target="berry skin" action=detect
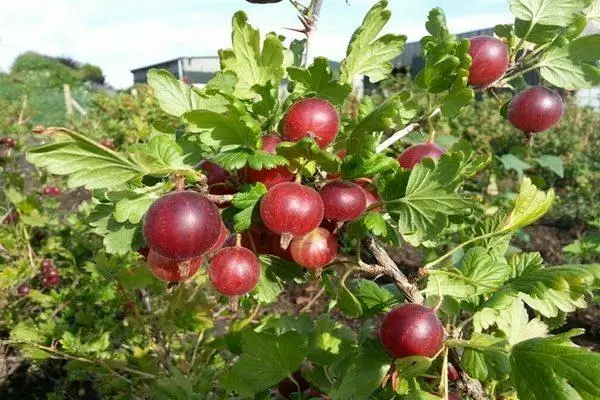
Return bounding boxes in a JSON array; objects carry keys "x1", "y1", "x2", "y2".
[
  {"x1": 143, "y1": 191, "x2": 222, "y2": 260},
  {"x1": 1, "y1": 138, "x2": 16, "y2": 148},
  {"x1": 51, "y1": 186, "x2": 62, "y2": 196},
  {"x1": 146, "y1": 250, "x2": 202, "y2": 282},
  {"x1": 44, "y1": 267, "x2": 60, "y2": 278},
  {"x1": 246, "y1": 135, "x2": 294, "y2": 189},
  {"x1": 320, "y1": 180, "x2": 367, "y2": 222},
  {"x1": 283, "y1": 98, "x2": 340, "y2": 148},
  {"x1": 290, "y1": 228, "x2": 338, "y2": 269},
  {"x1": 210, "y1": 222, "x2": 228, "y2": 252},
  {"x1": 380, "y1": 304, "x2": 445, "y2": 358},
  {"x1": 198, "y1": 160, "x2": 230, "y2": 186},
  {"x1": 100, "y1": 139, "x2": 116, "y2": 150},
  {"x1": 260, "y1": 182, "x2": 324, "y2": 236},
  {"x1": 355, "y1": 178, "x2": 380, "y2": 210},
  {"x1": 239, "y1": 225, "x2": 293, "y2": 260},
  {"x1": 507, "y1": 86, "x2": 564, "y2": 133},
  {"x1": 17, "y1": 284, "x2": 31, "y2": 297},
  {"x1": 468, "y1": 35, "x2": 509, "y2": 87},
  {"x1": 398, "y1": 143, "x2": 447, "y2": 170},
  {"x1": 42, "y1": 187, "x2": 53, "y2": 196},
  {"x1": 209, "y1": 247, "x2": 260, "y2": 296},
  {"x1": 3, "y1": 211, "x2": 18, "y2": 225},
  {"x1": 448, "y1": 363, "x2": 459, "y2": 382},
  {"x1": 40, "y1": 259, "x2": 54, "y2": 272},
  {"x1": 43, "y1": 274, "x2": 61, "y2": 287}
]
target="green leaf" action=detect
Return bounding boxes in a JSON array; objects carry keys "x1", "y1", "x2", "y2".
[
  {"x1": 185, "y1": 107, "x2": 261, "y2": 148},
  {"x1": 499, "y1": 153, "x2": 531, "y2": 179},
  {"x1": 219, "y1": 12, "x2": 289, "y2": 99},
  {"x1": 289, "y1": 38, "x2": 307, "y2": 67},
  {"x1": 224, "y1": 330, "x2": 307, "y2": 395},
  {"x1": 501, "y1": 176, "x2": 555, "y2": 232},
  {"x1": 309, "y1": 316, "x2": 356, "y2": 366},
  {"x1": 570, "y1": 33, "x2": 600, "y2": 61},
  {"x1": 395, "y1": 356, "x2": 433, "y2": 382},
  {"x1": 276, "y1": 138, "x2": 341, "y2": 174},
  {"x1": 348, "y1": 279, "x2": 403, "y2": 318},
  {"x1": 253, "y1": 255, "x2": 306, "y2": 303},
  {"x1": 415, "y1": 9, "x2": 471, "y2": 94},
  {"x1": 328, "y1": 341, "x2": 392, "y2": 400},
  {"x1": 323, "y1": 273, "x2": 363, "y2": 318},
  {"x1": 347, "y1": 91, "x2": 417, "y2": 156},
  {"x1": 341, "y1": 154, "x2": 399, "y2": 180},
  {"x1": 103, "y1": 220, "x2": 144, "y2": 255},
  {"x1": 205, "y1": 71, "x2": 238, "y2": 95},
  {"x1": 439, "y1": 77, "x2": 475, "y2": 118},
  {"x1": 287, "y1": 57, "x2": 352, "y2": 106},
  {"x1": 109, "y1": 183, "x2": 167, "y2": 224},
  {"x1": 339, "y1": 0, "x2": 406, "y2": 84},
  {"x1": 231, "y1": 183, "x2": 268, "y2": 232},
  {"x1": 425, "y1": 247, "x2": 511, "y2": 300},
  {"x1": 460, "y1": 333, "x2": 510, "y2": 382},
  {"x1": 147, "y1": 69, "x2": 228, "y2": 117},
  {"x1": 496, "y1": 298, "x2": 548, "y2": 345},
  {"x1": 127, "y1": 134, "x2": 190, "y2": 175},
  {"x1": 345, "y1": 211, "x2": 399, "y2": 246},
  {"x1": 511, "y1": 330, "x2": 600, "y2": 400},
  {"x1": 26, "y1": 130, "x2": 143, "y2": 190},
  {"x1": 11, "y1": 321, "x2": 43, "y2": 343},
  {"x1": 211, "y1": 148, "x2": 288, "y2": 171},
  {"x1": 586, "y1": 0, "x2": 600, "y2": 28},
  {"x1": 535, "y1": 154, "x2": 564, "y2": 177},
  {"x1": 538, "y1": 44, "x2": 600, "y2": 89},
  {"x1": 509, "y1": 0, "x2": 590, "y2": 26},
  {"x1": 384, "y1": 156, "x2": 474, "y2": 246}
]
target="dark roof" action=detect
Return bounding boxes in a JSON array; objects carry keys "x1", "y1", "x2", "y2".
[{"x1": 130, "y1": 56, "x2": 219, "y2": 73}]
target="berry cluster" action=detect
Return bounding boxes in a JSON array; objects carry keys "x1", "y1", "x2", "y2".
[
  {"x1": 42, "y1": 186, "x2": 62, "y2": 196},
  {"x1": 40, "y1": 258, "x2": 61, "y2": 287}
]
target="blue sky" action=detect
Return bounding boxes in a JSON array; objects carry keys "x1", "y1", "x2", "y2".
[{"x1": 0, "y1": 0, "x2": 512, "y2": 88}]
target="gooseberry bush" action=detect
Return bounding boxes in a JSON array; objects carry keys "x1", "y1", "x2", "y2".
[{"x1": 9, "y1": 0, "x2": 600, "y2": 398}]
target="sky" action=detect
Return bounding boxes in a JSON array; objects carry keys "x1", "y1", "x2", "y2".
[{"x1": 0, "y1": 0, "x2": 512, "y2": 88}]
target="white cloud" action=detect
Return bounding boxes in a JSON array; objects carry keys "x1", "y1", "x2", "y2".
[{"x1": 0, "y1": 0, "x2": 512, "y2": 88}]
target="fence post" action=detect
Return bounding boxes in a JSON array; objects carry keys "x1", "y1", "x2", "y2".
[{"x1": 63, "y1": 84, "x2": 74, "y2": 119}]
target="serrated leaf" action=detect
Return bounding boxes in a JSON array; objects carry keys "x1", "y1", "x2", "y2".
[
  {"x1": 127, "y1": 134, "x2": 191, "y2": 174},
  {"x1": 501, "y1": 176, "x2": 555, "y2": 232},
  {"x1": 340, "y1": 0, "x2": 406, "y2": 84},
  {"x1": 395, "y1": 356, "x2": 433, "y2": 382},
  {"x1": 110, "y1": 183, "x2": 167, "y2": 224},
  {"x1": 460, "y1": 333, "x2": 510, "y2": 382},
  {"x1": 309, "y1": 316, "x2": 355, "y2": 366},
  {"x1": 511, "y1": 330, "x2": 600, "y2": 400},
  {"x1": 347, "y1": 91, "x2": 417, "y2": 156},
  {"x1": 276, "y1": 138, "x2": 341, "y2": 174},
  {"x1": 10, "y1": 321, "x2": 43, "y2": 343},
  {"x1": 348, "y1": 279, "x2": 402, "y2": 318},
  {"x1": 385, "y1": 157, "x2": 473, "y2": 246},
  {"x1": 587, "y1": 0, "x2": 600, "y2": 27},
  {"x1": 224, "y1": 331, "x2": 307, "y2": 395},
  {"x1": 425, "y1": 247, "x2": 511, "y2": 300},
  {"x1": 231, "y1": 183, "x2": 268, "y2": 232},
  {"x1": 27, "y1": 130, "x2": 143, "y2": 190},
  {"x1": 439, "y1": 76, "x2": 474, "y2": 118},
  {"x1": 509, "y1": 0, "x2": 590, "y2": 26},
  {"x1": 536, "y1": 154, "x2": 564, "y2": 177},
  {"x1": 253, "y1": 255, "x2": 306, "y2": 303},
  {"x1": 287, "y1": 57, "x2": 352, "y2": 106},
  {"x1": 289, "y1": 38, "x2": 307, "y2": 67},
  {"x1": 323, "y1": 273, "x2": 362, "y2": 318},
  {"x1": 219, "y1": 12, "x2": 289, "y2": 99},
  {"x1": 147, "y1": 69, "x2": 228, "y2": 117},
  {"x1": 103, "y1": 219, "x2": 144, "y2": 255},
  {"x1": 345, "y1": 211, "x2": 399, "y2": 246},
  {"x1": 185, "y1": 107, "x2": 261, "y2": 148},
  {"x1": 211, "y1": 148, "x2": 288, "y2": 171},
  {"x1": 538, "y1": 44, "x2": 600, "y2": 89},
  {"x1": 496, "y1": 298, "x2": 548, "y2": 345},
  {"x1": 328, "y1": 341, "x2": 392, "y2": 400},
  {"x1": 341, "y1": 154, "x2": 399, "y2": 179}
]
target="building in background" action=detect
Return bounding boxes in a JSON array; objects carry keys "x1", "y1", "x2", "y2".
[{"x1": 131, "y1": 56, "x2": 220, "y2": 86}]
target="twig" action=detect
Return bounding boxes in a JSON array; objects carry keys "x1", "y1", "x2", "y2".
[
  {"x1": 361, "y1": 236, "x2": 424, "y2": 304},
  {"x1": 299, "y1": 286, "x2": 325, "y2": 313},
  {"x1": 204, "y1": 193, "x2": 234, "y2": 203},
  {"x1": 376, "y1": 108, "x2": 441, "y2": 153}
]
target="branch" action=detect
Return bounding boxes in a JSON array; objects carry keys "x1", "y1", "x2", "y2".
[
  {"x1": 361, "y1": 236, "x2": 424, "y2": 304},
  {"x1": 376, "y1": 108, "x2": 441, "y2": 153}
]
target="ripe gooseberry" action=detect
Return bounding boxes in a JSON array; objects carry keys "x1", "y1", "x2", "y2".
[
  {"x1": 198, "y1": 160, "x2": 230, "y2": 185},
  {"x1": 507, "y1": 86, "x2": 564, "y2": 133},
  {"x1": 398, "y1": 143, "x2": 447, "y2": 170},
  {"x1": 40, "y1": 259, "x2": 54, "y2": 272},
  {"x1": 260, "y1": 182, "x2": 324, "y2": 236},
  {"x1": 246, "y1": 135, "x2": 294, "y2": 188},
  {"x1": 283, "y1": 98, "x2": 340, "y2": 148},
  {"x1": 43, "y1": 275, "x2": 60, "y2": 287},
  {"x1": 468, "y1": 35, "x2": 509, "y2": 87},
  {"x1": 51, "y1": 187, "x2": 61, "y2": 196},
  {"x1": 354, "y1": 178, "x2": 380, "y2": 210},
  {"x1": 448, "y1": 363, "x2": 459, "y2": 382},
  {"x1": 209, "y1": 247, "x2": 260, "y2": 296},
  {"x1": 320, "y1": 180, "x2": 367, "y2": 222},
  {"x1": 44, "y1": 268, "x2": 59, "y2": 278},
  {"x1": 146, "y1": 250, "x2": 202, "y2": 282},
  {"x1": 210, "y1": 222, "x2": 228, "y2": 252},
  {"x1": 42, "y1": 187, "x2": 53, "y2": 196},
  {"x1": 290, "y1": 228, "x2": 338, "y2": 269},
  {"x1": 143, "y1": 191, "x2": 222, "y2": 260},
  {"x1": 17, "y1": 284, "x2": 30, "y2": 297},
  {"x1": 380, "y1": 304, "x2": 445, "y2": 358}
]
